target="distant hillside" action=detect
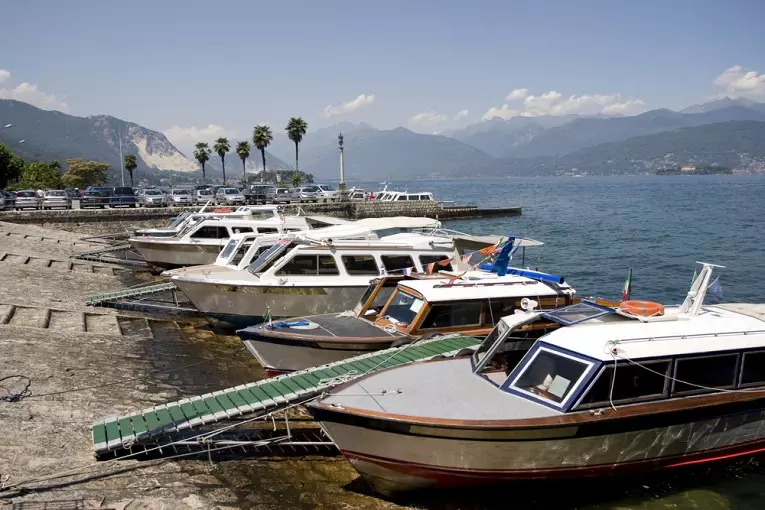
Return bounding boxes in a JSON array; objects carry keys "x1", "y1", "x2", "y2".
[
  {"x1": 482, "y1": 121, "x2": 765, "y2": 176},
  {"x1": 0, "y1": 99, "x2": 199, "y2": 183},
  {"x1": 296, "y1": 126, "x2": 493, "y2": 180}
]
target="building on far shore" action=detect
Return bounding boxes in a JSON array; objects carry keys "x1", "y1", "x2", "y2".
[{"x1": 680, "y1": 165, "x2": 697, "y2": 173}]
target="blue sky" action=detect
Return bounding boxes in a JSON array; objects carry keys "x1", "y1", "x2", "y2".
[{"x1": 1, "y1": 0, "x2": 764, "y2": 154}]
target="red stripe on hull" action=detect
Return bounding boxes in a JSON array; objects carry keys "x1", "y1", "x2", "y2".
[
  {"x1": 342, "y1": 439, "x2": 765, "y2": 490},
  {"x1": 264, "y1": 368, "x2": 293, "y2": 377}
]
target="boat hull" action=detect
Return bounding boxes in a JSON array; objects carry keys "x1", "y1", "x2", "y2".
[
  {"x1": 129, "y1": 239, "x2": 224, "y2": 268},
  {"x1": 309, "y1": 402, "x2": 765, "y2": 496},
  {"x1": 173, "y1": 279, "x2": 369, "y2": 329}
]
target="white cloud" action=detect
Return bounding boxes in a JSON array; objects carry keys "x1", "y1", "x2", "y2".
[
  {"x1": 0, "y1": 69, "x2": 69, "y2": 112},
  {"x1": 713, "y1": 65, "x2": 765, "y2": 100},
  {"x1": 505, "y1": 88, "x2": 529, "y2": 101},
  {"x1": 163, "y1": 124, "x2": 237, "y2": 156},
  {"x1": 453, "y1": 109, "x2": 469, "y2": 120},
  {"x1": 324, "y1": 93, "x2": 375, "y2": 117},
  {"x1": 409, "y1": 111, "x2": 448, "y2": 127},
  {"x1": 482, "y1": 89, "x2": 645, "y2": 120}
]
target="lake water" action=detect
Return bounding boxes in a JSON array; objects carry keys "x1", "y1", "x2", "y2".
[
  {"x1": 344, "y1": 175, "x2": 765, "y2": 509},
  {"x1": 357, "y1": 174, "x2": 765, "y2": 304}
]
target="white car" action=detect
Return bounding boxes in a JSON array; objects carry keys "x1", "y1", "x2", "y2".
[
  {"x1": 171, "y1": 189, "x2": 193, "y2": 206},
  {"x1": 315, "y1": 184, "x2": 338, "y2": 200},
  {"x1": 215, "y1": 187, "x2": 246, "y2": 206}
]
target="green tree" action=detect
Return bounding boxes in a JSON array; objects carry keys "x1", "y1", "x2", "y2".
[
  {"x1": 291, "y1": 172, "x2": 302, "y2": 188},
  {"x1": 285, "y1": 117, "x2": 308, "y2": 172},
  {"x1": 124, "y1": 154, "x2": 138, "y2": 187},
  {"x1": 213, "y1": 137, "x2": 231, "y2": 185},
  {"x1": 252, "y1": 125, "x2": 273, "y2": 183},
  {"x1": 193, "y1": 142, "x2": 211, "y2": 184},
  {"x1": 20, "y1": 161, "x2": 63, "y2": 189},
  {"x1": 0, "y1": 142, "x2": 25, "y2": 188},
  {"x1": 62, "y1": 159, "x2": 109, "y2": 188},
  {"x1": 236, "y1": 141, "x2": 250, "y2": 185}
]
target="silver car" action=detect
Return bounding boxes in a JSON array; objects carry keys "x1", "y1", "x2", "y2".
[
  {"x1": 170, "y1": 189, "x2": 193, "y2": 206},
  {"x1": 42, "y1": 190, "x2": 72, "y2": 210},
  {"x1": 273, "y1": 187, "x2": 291, "y2": 204},
  {"x1": 14, "y1": 190, "x2": 41, "y2": 210},
  {"x1": 290, "y1": 186, "x2": 319, "y2": 202},
  {"x1": 139, "y1": 189, "x2": 168, "y2": 207},
  {"x1": 315, "y1": 184, "x2": 338, "y2": 201},
  {"x1": 215, "y1": 187, "x2": 246, "y2": 206},
  {"x1": 194, "y1": 188, "x2": 214, "y2": 205}
]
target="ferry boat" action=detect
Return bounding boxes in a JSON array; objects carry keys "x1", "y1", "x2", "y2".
[
  {"x1": 238, "y1": 257, "x2": 574, "y2": 375},
  {"x1": 308, "y1": 262, "x2": 765, "y2": 495},
  {"x1": 167, "y1": 218, "x2": 458, "y2": 328},
  {"x1": 128, "y1": 208, "x2": 312, "y2": 269}
]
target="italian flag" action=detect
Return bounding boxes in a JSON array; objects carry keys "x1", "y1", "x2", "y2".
[{"x1": 621, "y1": 269, "x2": 632, "y2": 302}]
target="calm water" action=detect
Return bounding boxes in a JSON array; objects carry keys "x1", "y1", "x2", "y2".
[
  {"x1": 358, "y1": 174, "x2": 765, "y2": 304},
  {"x1": 344, "y1": 175, "x2": 765, "y2": 509}
]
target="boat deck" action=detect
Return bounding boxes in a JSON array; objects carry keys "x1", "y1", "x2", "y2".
[{"x1": 91, "y1": 335, "x2": 481, "y2": 458}]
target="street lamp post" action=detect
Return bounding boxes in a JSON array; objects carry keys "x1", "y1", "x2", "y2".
[{"x1": 338, "y1": 133, "x2": 346, "y2": 198}]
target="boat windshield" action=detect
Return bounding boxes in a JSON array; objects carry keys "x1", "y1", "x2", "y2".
[
  {"x1": 505, "y1": 346, "x2": 595, "y2": 407},
  {"x1": 218, "y1": 239, "x2": 238, "y2": 261},
  {"x1": 379, "y1": 289, "x2": 424, "y2": 328},
  {"x1": 169, "y1": 212, "x2": 191, "y2": 228},
  {"x1": 354, "y1": 278, "x2": 400, "y2": 319},
  {"x1": 246, "y1": 241, "x2": 292, "y2": 275}
]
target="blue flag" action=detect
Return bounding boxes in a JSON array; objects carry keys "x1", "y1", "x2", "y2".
[
  {"x1": 708, "y1": 277, "x2": 723, "y2": 301},
  {"x1": 490, "y1": 237, "x2": 515, "y2": 276}
]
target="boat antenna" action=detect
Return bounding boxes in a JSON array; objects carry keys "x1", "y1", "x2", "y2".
[{"x1": 679, "y1": 261, "x2": 725, "y2": 316}]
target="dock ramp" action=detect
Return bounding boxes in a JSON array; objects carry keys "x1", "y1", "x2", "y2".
[
  {"x1": 91, "y1": 335, "x2": 480, "y2": 459},
  {"x1": 85, "y1": 281, "x2": 198, "y2": 316},
  {"x1": 72, "y1": 243, "x2": 147, "y2": 268}
]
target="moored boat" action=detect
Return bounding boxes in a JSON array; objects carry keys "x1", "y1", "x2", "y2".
[
  {"x1": 238, "y1": 264, "x2": 574, "y2": 375},
  {"x1": 308, "y1": 262, "x2": 765, "y2": 496}
]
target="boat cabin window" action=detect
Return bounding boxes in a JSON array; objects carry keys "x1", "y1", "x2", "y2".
[
  {"x1": 671, "y1": 353, "x2": 738, "y2": 395},
  {"x1": 509, "y1": 348, "x2": 593, "y2": 405},
  {"x1": 246, "y1": 242, "x2": 292, "y2": 274},
  {"x1": 420, "y1": 194, "x2": 431, "y2": 201},
  {"x1": 232, "y1": 227, "x2": 253, "y2": 234},
  {"x1": 381, "y1": 255, "x2": 415, "y2": 272},
  {"x1": 396, "y1": 195, "x2": 407, "y2": 201},
  {"x1": 191, "y1": 225, "x2": 229, "y2": 239},
  {"x1": 420, "y1": 301, "x2": 482, "y2": 329},
  {"x1": 257, "y1": 227, "x2": 279, "y2": 234},
  {"x1": 355, "y1": 279, "x2": 400, "y2": 318},
  {"x1": 740, "y1": 351, "x2": 765, "y2": 387},
  {"x1": 575, "y1": 360, "x2": 670, "y2": 409},
  {"x1": 487, "y1": 299, "x2": 517, "y2": 325},
  {"x1": 277, "y1": 254, "x2": 339, "y2": 276},
  {"x1": 230, "y1": 241, "x2": 255, "y2": 265},
  {"x1": 408, "y1": 195, "x2": 420, "y2": 201},
  {"x1": 341, "y1": 255, "x2": 380, "y2": 275},
  {"x1": 219, "y1": 239, "x2": 238, "y2": 260},
  {"x1": 380, "y1": 290, "x2": 424, "y2": 327},
  {"x1": 420, "y1": 255, "x2": 452, "y2": 271}
]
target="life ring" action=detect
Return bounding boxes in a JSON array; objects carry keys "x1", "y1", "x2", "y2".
[{"x1": 619, "y1": 300, "x2": 665, "y2": 317}]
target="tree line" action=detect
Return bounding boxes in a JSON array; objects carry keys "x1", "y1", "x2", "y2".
[
  {"x1": 0, "y1": 142, "x2": 109, "y2": 190},
  {"x1": 191, "y1": 117, "x2": 308, "y2": 186}
]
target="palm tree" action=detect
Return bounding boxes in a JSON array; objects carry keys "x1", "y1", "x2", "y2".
[
  {"x1": 285, "y1": 117, "x2": 308, "y2": 172},
  {"x1": 236, "y1": 141, "x2": 251, "y2": 185},
  {"x1": 193, "y1": 142, "x2": 211, "y2": 184},
  {"x1": 124, "y1": 154, "x2": 137, "y2": 187},
  {"x1": 213, "y1": 137, "x2": 231, "y2": 185},
  {"x1": 252, "y1": 125, "x2": 273, "y2": 183}
]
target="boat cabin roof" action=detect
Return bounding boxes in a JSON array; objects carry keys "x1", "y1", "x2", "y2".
[{"x1": 398, "y1": 271, "x2": 571, "y2": 302}]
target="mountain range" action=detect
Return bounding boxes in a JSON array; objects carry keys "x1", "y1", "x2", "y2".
[{"x1": 2, "y1": 96, "x2": 765, "y2": 182}]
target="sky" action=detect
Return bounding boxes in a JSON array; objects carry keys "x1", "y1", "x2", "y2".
[{"x1": 1, "y1": 0, "x2": 765, "y2": 155}]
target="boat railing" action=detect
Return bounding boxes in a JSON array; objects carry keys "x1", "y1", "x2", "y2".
[{"x1": 609, "y1": 328, "x2": 765, "y2": 346}]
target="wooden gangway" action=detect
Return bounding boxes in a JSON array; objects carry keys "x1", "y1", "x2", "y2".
[{"x1": 91, "y1": 335, "x2": 481, "y2": 459}]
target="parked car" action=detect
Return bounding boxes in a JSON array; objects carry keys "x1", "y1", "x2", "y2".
[
  {"x1": 0, "y1": 190, "x2": 16, "y2": 210},
  {"x1": 139, "y1": 189, "x2": 169, "y2": 207},
  {"x1": 315, "y1": 184, "x2": 338, "y2": 201},
  {"x1": 215, "y1": 187, "x2": 246, "y2": 206},
  {"x1": 111, "y1": 186, "x2": 137, "y2": 208},
  {"x1": 170, "y1": 188, "x2": 193, "y2": 206},
  {"x1": 244, "y1": 184, "x2": 277, "y2": 204},
  {"x1": 290, "y1": 186, "x2": 319, "y2": 202},
  {"x1": 14, "y1": 190, "x2": 42, "y2": 210},
  {"x1": 194, "y1": 188, "x2": 214, "y2": 205},
  {"x1": 273, "y1": 187, "x2": 291, "y2": 204},
  {"x1": 81, "y1": 187, "x2": 113, "y2": 209},
  {"x1": 42, "y1": 190, "x2": 72, "y2": 210}
]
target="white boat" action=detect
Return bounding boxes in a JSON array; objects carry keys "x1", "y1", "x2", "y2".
[
  {"x1": 167, "y1": 218, "x2": 469, "y2": 328},
  {"x1": 308, "y1": 262, "x2": 765, "y2": 496},
  {"x1": 128, "y1": 207, "x2": 315, "y2": 269},
  {"x1": 133, "y1": 205, "x2": 282, "y2": 238},
  {"x1": 237, "y1": 265, "x2": 575, "y2": 375}
]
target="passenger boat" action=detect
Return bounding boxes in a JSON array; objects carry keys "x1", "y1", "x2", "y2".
[
  {"x1": 128, "y1": 208, "x2": 312, "y2": 269},
  {"x1": 133, "y1": 205, "x2": 281, "y2": 238},
  {"x1": 308, "y1": 262, "x2": 765, "y2": 496},
  {"x1": 167, "y1": 219, "x2": 472, "y2": 329},
  {"x1": 238, "y1": 261, "x2": 574, "y2": 375}
]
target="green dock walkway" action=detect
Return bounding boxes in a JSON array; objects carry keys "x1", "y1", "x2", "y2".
[{"x1": 91, "y1": 335, "x2": 480, "y2": 458}]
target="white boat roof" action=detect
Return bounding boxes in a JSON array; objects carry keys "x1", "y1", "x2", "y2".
[
  {"x1": 541, "y1": 304, "x2": 765, "y2": 362},
  {"x1": 399, "y1": 271, "x2": 571, "y2": 302}
]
